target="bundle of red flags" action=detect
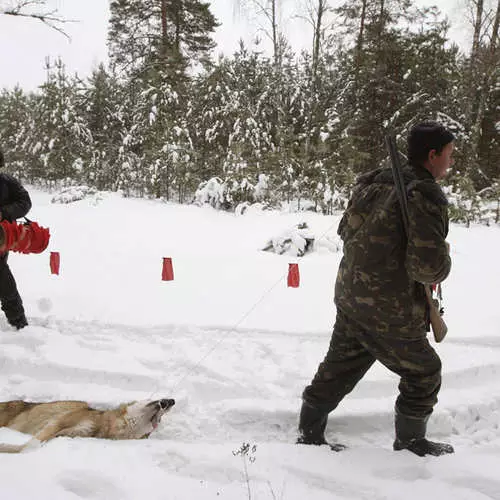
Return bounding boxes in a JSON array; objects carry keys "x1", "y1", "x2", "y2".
[{"x1": 0, "y1": 220, "x2": 50, "y2": 254}]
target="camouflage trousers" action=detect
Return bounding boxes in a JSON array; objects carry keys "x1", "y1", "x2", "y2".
[{"x1": 302, "y1": 309, "x2": 442, "y2": 419}]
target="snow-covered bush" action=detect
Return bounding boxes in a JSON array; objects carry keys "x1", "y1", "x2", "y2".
[
  {"x1": 194, "y1": 177, "x2": 226, "y2": 209},
  {"x1": 51, "y1": 185, "x2": 99, "y2": 204},
  {"x1": 223, "y1": 177, "x2": 255, "y2": 207},
  {"x1": 195, "y1": 175, "x2": 273, "y2": 211},
  {"x1": 478, "y1": 181, "x2": 500, "y2": 225},
  {"x1": 444, "y1": 176, "x2": 493, "y2": 226},
  {"x1": 235, "y1": 202, "x2": 272, "y2": 216},
  {"x1": 235, "y1": 201, "x2": 251, "y2": 216},
  {"x1": 262, "y1": 222, "x2": 315, "y2": 257},
  {"x1": 254, "y1": 174, "x2": 269, "y2": 201}
]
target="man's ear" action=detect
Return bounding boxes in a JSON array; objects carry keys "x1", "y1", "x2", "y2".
[{"x1": 428, "y1": 149, "x2": 438, "y2": 162}]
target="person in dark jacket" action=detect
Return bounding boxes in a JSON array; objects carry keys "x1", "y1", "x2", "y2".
[
  {"x1": 298, "y1": 122, "x2": 455, "y2": 457},
  {"x1": 0, "y1": 149, "x2": 32, "y2": 330}
]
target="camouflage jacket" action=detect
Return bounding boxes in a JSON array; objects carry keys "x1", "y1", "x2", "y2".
[{"x1": 334, "y1": 164, "x2": 451, "y2": 335}]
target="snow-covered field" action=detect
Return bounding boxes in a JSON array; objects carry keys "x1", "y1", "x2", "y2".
[{"x1": 0, "y1": 188, "x2": 499, "y2": 500}]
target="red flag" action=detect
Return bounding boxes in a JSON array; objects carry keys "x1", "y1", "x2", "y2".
[
  {"x1": 50, "y1": 252, "x2": 60, "y2": 275},
  {"x1": 162, "y1": 257, "x2": 174, "y2": 281},
  {"x1": 287, "y1": 263, "x2": 300, "y2": 288}
]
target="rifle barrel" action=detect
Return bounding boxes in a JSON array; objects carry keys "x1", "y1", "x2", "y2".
[{"x1": 385, "y1": 135, "x2": 410, "y2": 236}]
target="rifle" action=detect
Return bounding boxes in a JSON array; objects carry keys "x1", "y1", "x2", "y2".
[{"x1": 385, "y1": 133, "x2": 448, "y2": 343}]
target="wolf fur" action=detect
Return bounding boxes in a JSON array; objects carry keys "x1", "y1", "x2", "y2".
[{"x1": 0, "y1": 398, "x2": 175, "y2": 453}]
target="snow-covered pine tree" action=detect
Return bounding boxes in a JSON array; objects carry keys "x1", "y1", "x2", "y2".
[
  {"x1": 189, "y1": 59, "x2": 234, "y2": 183},
  {"x1": 108, "y1": 0, "x2": 219, "y2": 83},
  {"x1": 28, "y1": 59, "x2": 91, "y2": 185},
  {"x1": 221, "y1": 45, "x2": 277, "y2": 208},
  {"x1": 0, "y1": 87, "x2": 34, "y2": 180},
  {"x1": 107, "y1": 0, "x2": 220, "y2": 199},
  {"x1": 190, "y1": 44, "x2": 278, "y2": 209},
  {"x1": 461, "y1": 0, "x2": 499, "y2": 189},
  {"x1": 328, "y1": 0, "x2": 461, "y2": 175},
  {"x1": 115, "y1": 71, "x2": 194, "y2": 200},
  {"x1": 81, "y1": 64, "x2": 124, "y2": 190}
]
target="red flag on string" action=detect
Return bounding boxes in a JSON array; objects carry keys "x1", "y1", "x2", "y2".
[
  {"x1": 162, "y1": 257, "x2": 174, "y2": 281},
  {"x1": 287, "y1": 263, "x2": 300, "y2": 288},
  {"x1": 50, "y1": 252, "x2": 60, "y2": 275}
]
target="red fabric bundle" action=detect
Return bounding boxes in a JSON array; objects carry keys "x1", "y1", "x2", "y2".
[{"x1": 0, "y1": 220, "x2": 50, "y2": 254}]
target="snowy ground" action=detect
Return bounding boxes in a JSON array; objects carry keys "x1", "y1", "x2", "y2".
[{"x1": 0, "y1": 188, "x2": 499, "y2": 500}]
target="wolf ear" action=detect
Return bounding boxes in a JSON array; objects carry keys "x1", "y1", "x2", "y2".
[{"x1": 115, "y1": 402, "x2": 133, "y2": 413}]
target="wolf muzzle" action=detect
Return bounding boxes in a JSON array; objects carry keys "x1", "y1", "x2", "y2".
[{"x1": 154, "y1": 399, "x2": 175, "y2": 410}]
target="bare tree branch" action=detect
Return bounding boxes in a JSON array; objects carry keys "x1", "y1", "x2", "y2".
[{"x1": 1, "y1": 0, "x2": 75, "y2": 39}]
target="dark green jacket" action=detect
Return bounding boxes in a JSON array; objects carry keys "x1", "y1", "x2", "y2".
[{"x1": 334, "y1": 164, "x2": 451, "y2": 335}]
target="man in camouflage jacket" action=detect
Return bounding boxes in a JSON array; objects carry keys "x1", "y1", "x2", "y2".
[{"x1": 298, "y1": 122, "x2": 455, "y2": 457}]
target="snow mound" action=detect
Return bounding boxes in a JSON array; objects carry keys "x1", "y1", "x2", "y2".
[
  {"x1": 51, "y1": 186, "x2": 101, "y2": 204},
  {"x1": 235, "y1": 202, "x2": 269, "y2": 216},
  {"x1": 262, "y1": 222, "x2": 315, "y2": 256}
]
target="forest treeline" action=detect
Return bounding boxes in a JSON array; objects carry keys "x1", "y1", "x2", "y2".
[{"x1": 0, "y1": 0, "x2": 498, "y2": 223}]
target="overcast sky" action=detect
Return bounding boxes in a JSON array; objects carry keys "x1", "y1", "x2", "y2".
[{"x1": 0, "y1": 0, "x2": 471, "y2": 91}]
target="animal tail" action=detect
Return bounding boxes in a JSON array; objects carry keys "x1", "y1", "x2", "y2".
[{"x1": 0, "y1": 443, "x2": 25, "y2": 453}]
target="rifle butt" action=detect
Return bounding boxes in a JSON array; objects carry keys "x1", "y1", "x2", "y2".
[{"x1": 424, "y1": 286, "x2": 448, "y2": 342}]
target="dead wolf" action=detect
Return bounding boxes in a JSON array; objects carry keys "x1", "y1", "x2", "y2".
[{"x1": 0, "y1": 398, "x2": 175, "y2": 453}]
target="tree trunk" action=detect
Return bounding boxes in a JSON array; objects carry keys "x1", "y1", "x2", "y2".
[
  {"x1": 355, "y1": 0, "x2": 367, "y2": 75},
  {"x1": 467, "y1": 0, "x2": 485, "y2": 127},
  {"x1": 470, "y1": 0, "x2": 499, "y2": 168},
  {"x1": 161, "y1": 0, "x2": 169, "y2": 66},
  {"x1": 491, "y1": 0, "x2": 499, "y2": 54},
  {"x1": 271, "y1": 0, "x2": 279, "y2": 67},
  {"x1": 312, "y1": 0, "x2": 326, "y2": 78},
  {"x1": 471, "y1": 0, "x2": 484, "y2": 60},
  {"x1": 378, "y1": 0, "x2": 385, "y2": 42}
]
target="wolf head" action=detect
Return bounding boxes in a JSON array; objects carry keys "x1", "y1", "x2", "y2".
[{"x1": 117, "y1": 399, "x2": 175, "y2": 439}]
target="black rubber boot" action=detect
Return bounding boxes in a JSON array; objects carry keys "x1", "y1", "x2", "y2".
[
  {"x1": 297, "y1": 401, "x2": 345, "y2": 452},
  {"x1": 12, "y1": 316, "x2": 28, "y2": 330},
  {"x1": 393, "y1": 411, "x2": 454, "y2": 457}
]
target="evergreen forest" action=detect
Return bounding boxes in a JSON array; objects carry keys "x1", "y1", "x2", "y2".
[{"x1": 0, "y1": 0, "x2": 498, "y2": 223}]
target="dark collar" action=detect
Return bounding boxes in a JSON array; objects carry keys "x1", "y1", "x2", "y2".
[{"x1": 410, "y1": 164, "x2": 435, "y2": 181}]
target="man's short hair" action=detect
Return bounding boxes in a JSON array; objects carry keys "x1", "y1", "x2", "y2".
[{"x1": 407, "y1": 121, "x2": 454, "y2": 167}]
